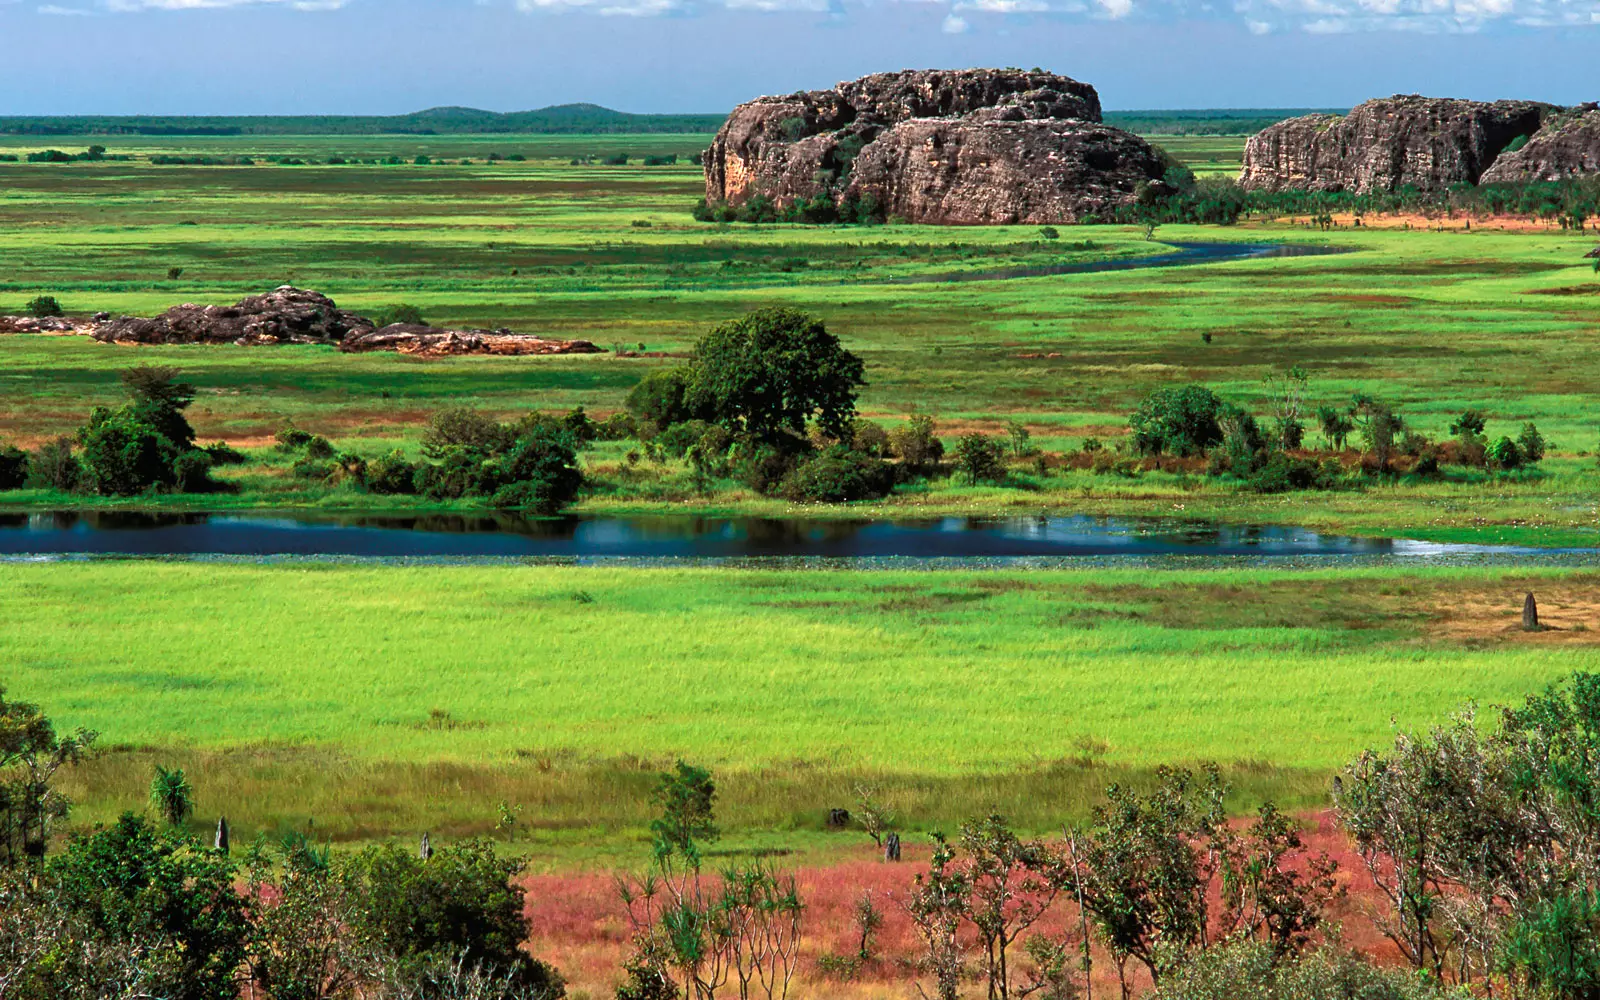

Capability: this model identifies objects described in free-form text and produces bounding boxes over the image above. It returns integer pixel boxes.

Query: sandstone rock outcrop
[0,315,97,335]
[703,68,1170,224]
[843,119,1170,226]
[1480,105,1600,184]
[1239,95,1555,194]
[339,324,603,357]
[93,286,375,346]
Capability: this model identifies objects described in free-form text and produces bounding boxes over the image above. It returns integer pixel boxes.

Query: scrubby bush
[172,449,213,493]
[366,450,421,494]
[655,419,719,459]
[25,295,63,318]
[1518,422,1546,463]
[1244,454,1341,494]
[1488,435,1523,470]
[341,839,564,998]
[303,435,336,461]
[594,412,637,442]
[78,408,181,495]
[417,411,582,513]
[953,434,1007,485]
[1152,939,1450,1000]
[202,441,247,465]
[782,446,895,502]
[28,436,80,491]
[889,415,944,475]
[372,304,425,328]
[276,425,314,450]
[625,368,695,437]
[849,420,891,458]
[1130,385,1224,457]
[0,445,27,490]
[49,814,250,1000]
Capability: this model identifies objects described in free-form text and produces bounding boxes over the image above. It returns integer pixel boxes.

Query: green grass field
[9,560,1597,853]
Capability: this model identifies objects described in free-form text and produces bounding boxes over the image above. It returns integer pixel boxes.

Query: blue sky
[2,0,1597,114]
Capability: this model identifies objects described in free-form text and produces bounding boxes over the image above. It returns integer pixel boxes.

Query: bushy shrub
[889,415,944,475]
[1152,939,1450,1000]
[202,441,247,465]
[366,450,421,494]
[276,425,314,450]
[656,419,718,459]
[782,446,895,502]
[732,440,800,494]
[594,412,638,442]
[0,445,27,490]
[340,839,563,998]
[487,426,584,512]
[25,295,63,318]
[303,435,336,461]
[1130,385,1224,457]
[1488,436,1523,470]
[1502,890,1600,998]
[291,457,337,481]
[78,407,181,495]
[28,436,80,491]
[1518,422,1546,463]
[49,814,250,1000]
[371,304,426,328]
[172,449,213,493]
[849,420,891,458]
[625,368,695,437]
[953,434,1007,485]
[1244,454,1341,494]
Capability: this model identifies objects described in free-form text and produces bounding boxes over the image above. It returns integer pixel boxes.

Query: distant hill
[1104,108,1346,136]
[0,105,1341,138]
[0,104,728,136]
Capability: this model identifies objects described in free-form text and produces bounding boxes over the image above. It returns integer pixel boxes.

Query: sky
[2,0,1598,114]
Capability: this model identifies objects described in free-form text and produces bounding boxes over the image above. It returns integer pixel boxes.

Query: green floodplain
[2,133,1599,853]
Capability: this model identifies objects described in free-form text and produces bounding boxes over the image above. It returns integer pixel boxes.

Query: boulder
[0,315,96,334]
[1239,95,1555,194]
[1480,106,1600,184]
[93,286,375,346]
[703,68,1136,223]
[844,118,1171,225]
[339,324,603,357]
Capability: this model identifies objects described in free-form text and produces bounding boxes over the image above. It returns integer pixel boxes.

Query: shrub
[0,445,27,490]
[1039,226,1060,240]
[78,407,180,495]
[486,426,583,512]
[560,406,597,445]
[1152,939,1449,1000]
[49,814,250,1000]
[850,420,892,458]
[889,415,944,474]
[732,440,799,495]
[1448,409,1487,437]
[303,435,336,460]
[28,436,80,491]
[1487,436,1523,470]
[1502,890,1600,998]
[782,446,895,502]
[953,434,1007,485]
[594,412,638,442]
[1244,454,1340,494]
[1130,385,1224,456]
[1518,422,1546,463]
[625,368,695,436]
[25,295,63,318]
[422,408,510,460]
[366,450,420,494]
[172,449,214,493]
[276,425,314,450]
[656,419,718,459]
[291,457,337,481]
[340,839,564,997]
[202,441,247,465]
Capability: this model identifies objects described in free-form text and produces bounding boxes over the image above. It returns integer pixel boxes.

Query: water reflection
[0,510,1530,561]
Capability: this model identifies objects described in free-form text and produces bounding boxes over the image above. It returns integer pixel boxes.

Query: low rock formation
[1239,95,1555,194]
[704,68,1171,224]
[0,315,98,334]
[1480,105,1600,184]
[339,324,602,357]
[93,286,374,346]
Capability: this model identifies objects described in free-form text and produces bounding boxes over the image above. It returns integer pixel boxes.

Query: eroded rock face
[845,119,1170,225]
[1480,106,1600,184]
[93,286,375,346]
[704,68,1144,222]
[1239,96,1555,194]
[339,324,603,357]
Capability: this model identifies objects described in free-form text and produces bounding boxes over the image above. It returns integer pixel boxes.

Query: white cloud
[941,10,969,26]
[101,0,349,8]
[1095,0,1132,15]
[38,3,92,11]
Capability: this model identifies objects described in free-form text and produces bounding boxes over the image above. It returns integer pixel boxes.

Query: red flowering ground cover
[522,811,1406,1000]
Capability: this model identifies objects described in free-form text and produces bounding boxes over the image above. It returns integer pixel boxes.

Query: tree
[854,785,896,849]
[1517,422,1546,463]
[1265,365,1309,451]
[24,295,62,318]
[959,815,1067,1000]
[1216,803,1342,958]
[0,687,96,866]
[243,835,363,1000]
[149,765,194,828]
[1315,406,1354,451]
[1350,394,1404,471]
[626,369,696,437]
[906,835,969,1000]
[955,435,1008,485]
[685,308,865,442]
[650,761,718,870]
[891,415,945,475]
[77,366,208,496]
[49,813,250,1000]
[1129,386,1224,457]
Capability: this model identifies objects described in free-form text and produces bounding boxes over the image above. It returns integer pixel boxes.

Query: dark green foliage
[303,435,336,461]
[1130,385,1224,457]
[626,368,696,437]
[889,415,944,475]
[149,764,193,827]
[782,446,895,502]
[655,420,718,459]
[1448,410,1487,437]
[276,425,314,450]
[0,445,27,490]
[173,450,214,493]
[1517,422,1546,463]
[1039,226,1060,240]
[28,436,80,491]
[1316,406,1354,450]
[365,450,421,494]
[78,407,181,495]
[486,426,584,512]
[1244,454,1341,494]
[24,295,62,317]
[0,687,96,867]
[201,441,247,465]
[560,405,598,445]
[953,434,1007,485]
[341,839,563,997]
[848,420,891,458]
[415,410,582,512]
[650,761,717,869]
[49,814,250,1000]
[1502,890,1600,998]
[422,407,509,459]
[616,954,680,1000]
[372,303,425,328]
[1151,939,1451,1000]
[686,308,865,442]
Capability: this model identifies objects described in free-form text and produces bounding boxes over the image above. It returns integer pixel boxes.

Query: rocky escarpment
[93,286,375,346]
[843,119,1170,225]
[703,68,1171,224]
[1239,95,1555,194]
[1480,105,1600,184]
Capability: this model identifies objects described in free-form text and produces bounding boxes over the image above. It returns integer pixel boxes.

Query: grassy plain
[8,560,1596,852]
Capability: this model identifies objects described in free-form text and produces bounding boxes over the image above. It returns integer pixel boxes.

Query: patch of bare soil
[1427,586,1600,644]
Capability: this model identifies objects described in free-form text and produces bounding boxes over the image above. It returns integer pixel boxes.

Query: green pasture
[8,561,1597,851]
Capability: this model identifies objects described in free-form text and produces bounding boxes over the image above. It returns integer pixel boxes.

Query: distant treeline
[0,103,726,136]
[1105,108,1346,135]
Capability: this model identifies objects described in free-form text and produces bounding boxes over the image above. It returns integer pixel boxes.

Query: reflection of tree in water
[84,511,206,531]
